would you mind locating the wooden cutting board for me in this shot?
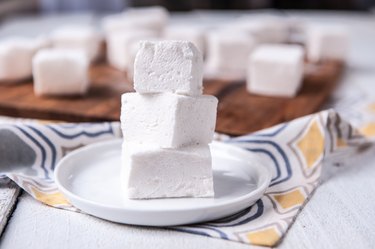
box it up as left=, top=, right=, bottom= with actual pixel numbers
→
left=0, top=61, right=343, bottom=136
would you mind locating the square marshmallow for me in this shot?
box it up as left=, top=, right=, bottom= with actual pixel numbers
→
left=33, top=49, right=89, bottom=96
left=247, top=44, right=304, bottom=97
left=122, top=142, right=214, bottom=199
left=126, top=38, right=162, bottom=82
left=234, top=15, right=290, bottom=44
left=163, top=26, right=205, bottom=55
left=50, top=26, right=102, bottom=62
left=102, top=6, right=168, bottom=35
left=0, top=37, right=48, bottom=83
left=106, top=31, right=158, bottom=72
left=121, top=92, right=218, bottom=148
left=205, top=31, right=257, bottom=80
left=306, top=25, right=349, bottom=63
left=133, top=41, right=203, bottom=95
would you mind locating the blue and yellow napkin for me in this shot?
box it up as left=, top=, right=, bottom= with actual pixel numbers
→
left=0, top=109, right=370, bottom=247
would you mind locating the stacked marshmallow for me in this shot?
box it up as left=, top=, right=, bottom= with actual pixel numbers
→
left=121, top=40, right=218, bottom=199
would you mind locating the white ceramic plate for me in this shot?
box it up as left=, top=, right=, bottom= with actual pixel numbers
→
left=55, top=140, right=271, bottom=226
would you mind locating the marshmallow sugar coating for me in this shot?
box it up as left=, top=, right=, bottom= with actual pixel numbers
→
left=32, top=49, right=89, bottom=96
left=121, top=93, right=218, bottom=148
left=122, top=142, right=214, bottom=199
left=247, top=44, right=304, bottom=97
left=133, top=41, right=203, bottom=96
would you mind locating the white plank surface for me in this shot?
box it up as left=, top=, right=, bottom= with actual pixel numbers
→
left=0, top=11, right=375, bottom=249
left=0, top=181, right=20, bottom=236
left=0, top=194, right=259, bottom=249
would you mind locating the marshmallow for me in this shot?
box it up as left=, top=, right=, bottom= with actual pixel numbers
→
left=0, top=37, right=46, bottom=83
left=122, top=142, right=214, bottom=199
left=247, top=44, right=304, bottom=97
left=126, top=38, right=162, bottom=82
left=121, top=93, right=218, bottom=148
left=205, top=31, right=257, bottom=80
left=106, top=30, right=158, bottom=72
left=50, top=26, right=102, bottom=62
left=133, top=41, right=203, bottom=95
left=102, top=6, right=168, bottom=35
left=32, top=49, right=89, bottom=96
left=164, top=26, right=205, bottom=55
left=306, top=25, right=349, bottom=63
left=124, top=6, right=168, bottom=20
left=234, top=15, right=290, bottom=44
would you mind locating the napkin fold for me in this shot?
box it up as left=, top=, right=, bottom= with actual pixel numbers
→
left=0, top=109, right=370, bottom=247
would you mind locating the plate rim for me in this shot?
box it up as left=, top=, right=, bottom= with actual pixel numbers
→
left=55, top=139, right=272, bottom=213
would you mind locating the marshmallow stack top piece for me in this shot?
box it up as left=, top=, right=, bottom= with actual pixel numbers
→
left=134, top=40, right=204, bottom=96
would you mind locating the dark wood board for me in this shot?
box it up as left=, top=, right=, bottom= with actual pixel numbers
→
left=0, top=61, right=343, bottom=136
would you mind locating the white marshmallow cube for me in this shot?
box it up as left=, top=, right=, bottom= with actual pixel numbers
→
left=122, top=142, right=214, bottom=199
left=50, top=26, right=101, bottom=62
left=205, top=31, right=257, bottom=80
left=247, top=44, right=304, bottom=97
left=134, top=40, right=203, bottom=95
left=121, top=93, right=218, bottom=148
left=102, top=6, right=168, bottom=35
left=0, top=37, right=45, bottom=83
left=32, top=49, right=89, bottom=96
left=234, top=16, right=290, bottom=44
left=164, top=26, right=205, bottom=55
left=126, top=38, right=162, bottom=82
left=306, top=25, right=349, bottom=63
left=106, top=30, right=158, bottom=72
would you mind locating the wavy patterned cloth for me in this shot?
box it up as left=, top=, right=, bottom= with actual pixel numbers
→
left=0, top=110, right=371, bottom=247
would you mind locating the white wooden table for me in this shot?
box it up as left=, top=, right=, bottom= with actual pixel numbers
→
left=0, top=10, right=375, bottom=249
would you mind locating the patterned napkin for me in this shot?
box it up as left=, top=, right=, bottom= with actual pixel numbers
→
left=0, top=109, right=371, bottom=247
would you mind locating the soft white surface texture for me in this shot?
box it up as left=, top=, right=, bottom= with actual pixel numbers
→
left=32, top=48, right=89, bottom=96
left=247, top=44, right=304, bottom=97
left=205, top=31, right=257, bottom=80
left=134, top=40, right=203, bottom=95
left=306, top=25, right=349, bottom=63
left=50, top=25, right=101, bottom=62
left=122, top=142, right=213, bottom=199
left=0, top=37, right=43, bottom=82
left=121, top=93, right=218, bottom=148
left=106, top=31, right=158, bottom=72
left=164, top=26, right=206, bottom=55
left=102, top=6, right=168, bottom=35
